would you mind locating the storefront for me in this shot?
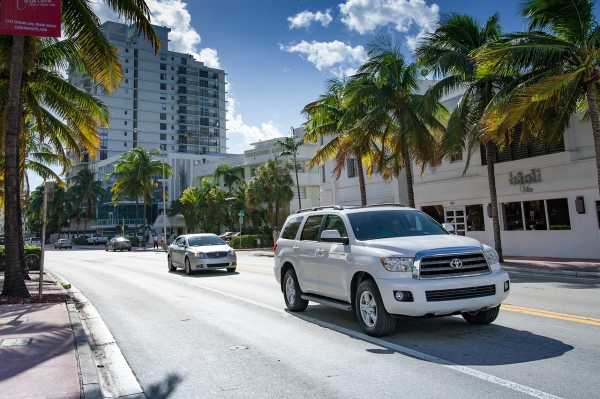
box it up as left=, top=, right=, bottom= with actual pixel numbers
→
left=415, top=121, right=600, bottom=259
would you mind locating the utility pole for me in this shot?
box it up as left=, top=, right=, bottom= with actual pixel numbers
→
left=38, top=180, right=49, bottom=300
left=162, top=156, right=168, bottom=250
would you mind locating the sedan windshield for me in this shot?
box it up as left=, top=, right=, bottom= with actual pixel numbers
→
left=348, top=210, right=447, bottom=241
left=188, top=235, right=226, bottom=247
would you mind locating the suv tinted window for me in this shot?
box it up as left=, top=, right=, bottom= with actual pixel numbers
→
left=300, top=215, right=323, bottom=241
left=323, top=215, right=348, bottom=237
left=281, top=216, right=303, bottom=240
left=348, top=210, right=446, bottom=240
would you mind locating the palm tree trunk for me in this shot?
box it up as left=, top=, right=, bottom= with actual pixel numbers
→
left=356, top=155, right=367, bottom=206
left=585, top=85, right=600, bottom=196
left=2, top=36, right=29, bottom=298
left=485, top=141, right=503, bottom=262
left=403, top=145, right=415, bottom=208
left=293, top=152, right=302, bottom=210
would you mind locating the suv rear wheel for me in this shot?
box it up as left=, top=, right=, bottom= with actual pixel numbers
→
left=283, top=269, right=308, bottom=312
left=355, top=279, right=397, bottom=337
left=462, top=306, right=500, bottom=325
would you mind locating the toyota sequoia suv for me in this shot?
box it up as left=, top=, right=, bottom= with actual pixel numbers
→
left=274, top=205, right=510, bottom=337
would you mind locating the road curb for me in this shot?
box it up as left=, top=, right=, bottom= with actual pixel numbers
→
left=503, top=265, right=600, bottom=279
left=49, top=270, right=147, bottom=399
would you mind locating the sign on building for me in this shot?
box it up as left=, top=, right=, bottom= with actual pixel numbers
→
left=0, top=0, right=61, bottom=37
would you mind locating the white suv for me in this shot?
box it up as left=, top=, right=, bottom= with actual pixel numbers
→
left=274, top=205, right=510, bottom=337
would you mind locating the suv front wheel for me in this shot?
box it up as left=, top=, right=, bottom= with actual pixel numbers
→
left=462, top=306, right=500, bottom=325
left=283, top=269, right=308, bottom=312
left=355, top=279, right=397, bottom=337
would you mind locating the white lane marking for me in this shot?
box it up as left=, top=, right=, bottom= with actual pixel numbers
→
left=192, top=284, right=563, bottom=399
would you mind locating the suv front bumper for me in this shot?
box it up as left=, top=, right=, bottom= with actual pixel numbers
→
left=376, top=270, right=510, bottom=317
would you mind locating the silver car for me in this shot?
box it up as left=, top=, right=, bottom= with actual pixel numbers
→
left=168, top=233, right=237, bottom=275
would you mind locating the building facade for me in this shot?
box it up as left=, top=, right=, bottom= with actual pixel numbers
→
left=69, top=21, right=226, bottom=161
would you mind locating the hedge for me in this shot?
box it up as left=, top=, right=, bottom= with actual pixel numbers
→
left=230, top=234, right=273, bottom=249
left=0, top=244, right=41, bottom=257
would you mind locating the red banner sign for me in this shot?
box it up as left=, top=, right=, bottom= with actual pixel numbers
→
left=0, top=0, right=61, bottom=37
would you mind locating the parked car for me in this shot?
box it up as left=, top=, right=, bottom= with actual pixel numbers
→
left=274, top=205, right=510, bottom=337
left=28, top=238, right=42, bottom=246
left=218, top=231, right=240, bottom=242
left=88, top=236, right=108, bottom=245
left=106, top=237, right=132, bottom=252
left=168, top=233, right=237, bottom=275
left=54, top=238, right=72, bottom=250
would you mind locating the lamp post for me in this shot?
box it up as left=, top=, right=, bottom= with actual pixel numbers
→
left=161, top=153, right=168, bottom=250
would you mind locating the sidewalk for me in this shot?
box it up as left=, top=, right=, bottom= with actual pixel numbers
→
left=0, top=272, right=82, bottom=399
left=503, top=256, right=600, bottom=277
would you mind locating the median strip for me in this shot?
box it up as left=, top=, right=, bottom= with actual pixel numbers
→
left=503, top=304, right=600, bottom=327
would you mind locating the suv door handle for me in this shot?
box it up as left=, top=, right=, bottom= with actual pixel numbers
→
left=316, top=248, right=326, bottom=255
left=292, top=245, right=299, bottom=251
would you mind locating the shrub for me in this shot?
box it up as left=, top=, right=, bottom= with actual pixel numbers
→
left=0, top=245, right=41, bottom=257
left=230, top=234, right=273, bottom=249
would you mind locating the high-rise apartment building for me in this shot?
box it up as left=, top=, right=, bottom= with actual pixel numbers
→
left=69, top=21, right=226, bottom=161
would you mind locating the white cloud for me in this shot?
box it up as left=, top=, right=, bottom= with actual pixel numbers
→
left=90, top=0, right=282, bottom=152
left=288, top=9, right=333, bottom=29
left=281, top=40, right=367, bottom=77
left=339, top=0, right=439, bottom=49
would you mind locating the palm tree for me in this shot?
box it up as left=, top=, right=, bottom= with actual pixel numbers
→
left=352, top=46, right=446, bottom=208
left=278, top=132, right=303, bottom=209
left=1, top=38, right=109, bottom=298
left=474, top=0, right=600, bottom=196
left=213, top=164, right=244, bottom=192
left=416, top=14, right=510, bottom=261
left=246, top=160, right=294, bottom=238
left=303, top=79, right=375, bottom=206
left=69, top=168, right=105, bottom=229
left=111, top=148, right=172, bottom=235
left=178, top=187, right=203, bottom=233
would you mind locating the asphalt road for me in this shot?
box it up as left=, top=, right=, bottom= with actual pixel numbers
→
left=46, top=249, right=600, bottom=399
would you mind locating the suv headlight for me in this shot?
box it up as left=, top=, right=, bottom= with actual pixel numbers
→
left=194, top=252, right=207, bottom=259
left=380, top=257, right=414, bottom=272
left=482, top=246, right=501, bottom=271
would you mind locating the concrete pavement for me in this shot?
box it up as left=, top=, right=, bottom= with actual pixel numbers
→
left=46, top=249, right=600, bottom=399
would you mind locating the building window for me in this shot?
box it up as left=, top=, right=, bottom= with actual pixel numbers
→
left=160, top=83, right=167, bottom=90
left=347, top=159, right=356, bottom=178
left=466, top=205, right=485, bottom=231
left=124, top=131, right=127, bottom=136
left=160, top=123, right=167, bottom=130
left=160, top=113, right=167, bottom=120
left=160, top=73, right=166, bottom=80
left=502, top=202, right=524, bottom=230
left=421, top=205, right=444, bottom=224
left=124, top=110, right=127, bottom=115
left=547, top=198, right=571, bottom=230
left=523, top=200, right=547, bottom=230
left=160, top=144, right=167, bottom=151
left=160, top=134, right=167, bottom=140
left=321, top=165, right=326, bottom=183
left=124, top=142, right=127, bottom=147
left=124, top=120, right=127, bottom=126
left=160, top=63, right=166, bottom=70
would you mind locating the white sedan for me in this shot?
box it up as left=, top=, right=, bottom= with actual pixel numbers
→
left=167, top=233, right=237, bottom=275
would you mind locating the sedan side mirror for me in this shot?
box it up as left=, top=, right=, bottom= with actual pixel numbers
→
left=320, top=229, right=349, bottom=244
left=442, top=223, right=456, bottom=234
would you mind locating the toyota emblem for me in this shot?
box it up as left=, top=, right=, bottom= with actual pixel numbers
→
left=450, top=258, right=463, bottom=269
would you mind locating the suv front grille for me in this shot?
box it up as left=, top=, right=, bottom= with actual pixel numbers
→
left=426, top=285, right=496, bottom=302
left=418, top=253, right=489, bottom=279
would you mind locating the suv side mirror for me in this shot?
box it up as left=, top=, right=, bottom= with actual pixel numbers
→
left=321, top=229, right=349, bottom=244
left=442, top=223, right=455, bottom=234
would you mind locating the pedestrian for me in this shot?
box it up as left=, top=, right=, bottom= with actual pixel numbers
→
left=153, top=235, right=159, bottom=251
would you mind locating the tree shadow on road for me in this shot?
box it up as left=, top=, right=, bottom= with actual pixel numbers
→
left=145, top=373, right=183, bottom=399
left=289, top=305, right=574, bottom=367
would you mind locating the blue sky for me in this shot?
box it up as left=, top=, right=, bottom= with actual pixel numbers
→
left=171, top=0, right=532, bottom=153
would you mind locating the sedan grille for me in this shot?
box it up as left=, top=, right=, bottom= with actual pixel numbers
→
left=426, top=285, right=496, bottom=302
left=206, top=251, right=228, bottom=259
left=418, top=253, right=489, bottom=279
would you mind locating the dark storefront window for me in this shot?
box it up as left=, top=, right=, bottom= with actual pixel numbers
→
left=421, top=205, right=444, bottom=224
left=466, top=205, right=485, bottom=231
left=547, top=198, right=571, bottom=230
left=523, top=200, right=547, bottom=230
left=502, top=202, right=524, bottom=230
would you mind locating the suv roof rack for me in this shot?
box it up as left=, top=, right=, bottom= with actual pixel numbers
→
left=296, top=205, right=344, bottom=214
left=363, top=203, right=407, bottom=208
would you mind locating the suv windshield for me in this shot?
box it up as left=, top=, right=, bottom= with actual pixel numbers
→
left=348, top=210, right=447, bottom=241
left=188, top=235, right=226, bottom=247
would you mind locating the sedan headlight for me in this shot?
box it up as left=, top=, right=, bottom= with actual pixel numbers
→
left=194, top=252, right=207, bottom=259
left=380, top=257, right=414, bottom=272
left=482, top=245, right=501, bottom=271
left=228, top=250, right=236, bottom=257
